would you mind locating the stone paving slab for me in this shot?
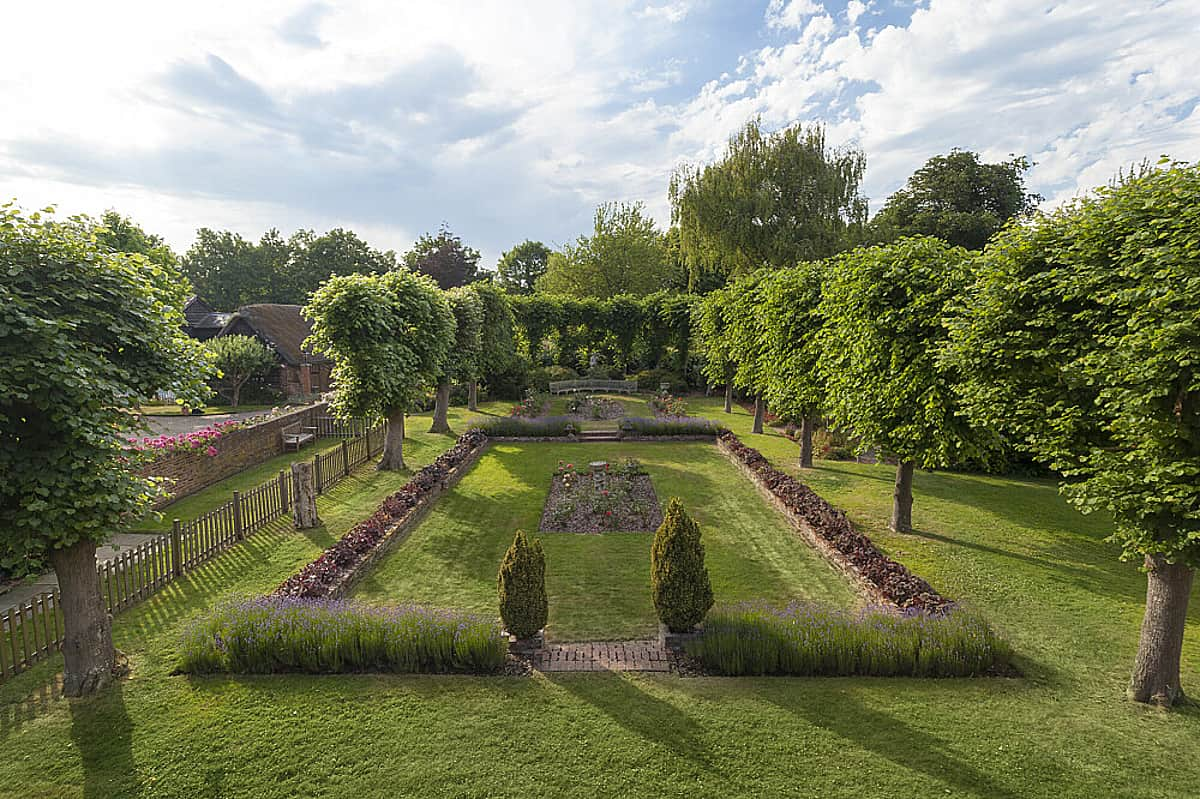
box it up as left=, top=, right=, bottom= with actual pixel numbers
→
left=535, top=640, right=673, bottom=673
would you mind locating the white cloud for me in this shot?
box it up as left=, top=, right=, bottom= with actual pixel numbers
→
left=637, top=2, right=691, bottom=24
left=766, top=0, right=826, bottom=30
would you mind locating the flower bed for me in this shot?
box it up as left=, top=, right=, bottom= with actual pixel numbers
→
left=649, top=389, right=689, bottom=417
left=717, top=432, right=949, bottom=611
left=274, top=429, right=489, bottom=598
left=128, top=419, right=242, bottom=457
left=177, top=597, right=505, bottom=674
left=566, top=394, right=626, bottom=420
left=686, top=601, right=1009, bottom=677
left=470, top=415, right=577, bottom=437
left=539, top=459, right=663, bottom=533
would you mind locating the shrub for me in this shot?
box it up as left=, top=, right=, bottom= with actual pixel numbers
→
left=470, top=415, right=576, bottom=437
left=686, top=602, right=1010, bottom=677
left=177, top=598, right=505, bottom=674
left=651, top=498, right=714, bottom=632
left=498, top=530, right=548, bottom=639
left=528, top=364, right=579, bottom=392
left=632, top=368, right=687, bottom=394
left=620, top=416, right=724, bottom=437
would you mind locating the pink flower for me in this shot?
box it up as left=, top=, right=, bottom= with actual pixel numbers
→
left=205, top=446, right=218, bottom=457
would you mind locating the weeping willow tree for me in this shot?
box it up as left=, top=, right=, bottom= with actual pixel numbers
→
left=669, top=118, right=867, bottom=288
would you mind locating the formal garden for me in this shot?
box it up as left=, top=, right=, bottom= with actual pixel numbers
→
left=2, top=154, right=1199, bottom=798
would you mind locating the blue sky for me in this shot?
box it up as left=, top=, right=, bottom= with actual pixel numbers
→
left=2, top=0, right=1198, bottom=268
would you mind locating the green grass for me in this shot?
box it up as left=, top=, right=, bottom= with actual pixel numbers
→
left=351, top=441, right=858, bottom=640
left=1, top=398, right=1198, bottom=798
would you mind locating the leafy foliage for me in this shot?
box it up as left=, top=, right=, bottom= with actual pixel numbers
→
left=650, top=497, right=714, bottom=632
left=93, top=210, right=179, bottom=271
left=304, top=270, right=454, bottom=420
left=442, top=287, right=485, bottom=383
left=496, top=239, right=550, bottom=295
left=498, top=530, right=548, bottom=639
left=869, top=149, right=1041, bottom=250
left=537, top=202, right=674, bottom=297
left=182, top=227, right=395, bottom=307
left=402, top=223, right=483, bottom=289
left=207, top=334, right=276, bottom=407
left=948, top=160, right=1200, bottom=567
left=0, top=204, right=212, bottom=564
left=818, top=237, right=995, bottom=468
left=759, top=260, right=827, bottom=423
left=670, top=119, right=867, bottom=286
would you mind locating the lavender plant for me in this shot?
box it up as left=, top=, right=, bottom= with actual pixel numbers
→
left=177, top=598, right=505, bottom=674
left=686, top=602, right=1010, bottom=677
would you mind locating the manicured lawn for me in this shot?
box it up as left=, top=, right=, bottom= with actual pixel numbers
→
left=351, top=441, right=858, bottom=640
left=1, top=398, right=1198, bottom=798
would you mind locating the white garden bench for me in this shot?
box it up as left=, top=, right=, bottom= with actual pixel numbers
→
left=548, top=379, right=639, bottom=395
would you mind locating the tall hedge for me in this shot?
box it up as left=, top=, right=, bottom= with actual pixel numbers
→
left=651, top=498, right=713, bottom=632
left=498, top=530, right=548, bottom=639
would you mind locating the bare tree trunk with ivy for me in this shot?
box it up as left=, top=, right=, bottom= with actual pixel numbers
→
left=1129, top=555, right=1194, bottom=706
left=429, top=381, right=452, bottom=434
left=799, top=417, right=815, bottom=468
left=468, top=380, right=478, bottom=411
left=752, top=396, right=765, bottom=434
left=49, top=541, right=119, bottom=697
left=380, top=409, right=407, bottom=470
left=891, top=460, right=914, bottom=532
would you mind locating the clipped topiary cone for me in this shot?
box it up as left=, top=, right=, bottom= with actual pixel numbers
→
left=498, top=530, right=548, bottom=641
left=651, top=497, right=713, bottom=633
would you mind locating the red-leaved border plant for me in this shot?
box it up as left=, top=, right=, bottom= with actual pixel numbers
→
left=274, top=429, right=488, bottom=598
left=718, top=431, right=949, bottom=611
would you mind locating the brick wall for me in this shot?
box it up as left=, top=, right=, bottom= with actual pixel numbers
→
left=142, top=402, right=328, bottom=508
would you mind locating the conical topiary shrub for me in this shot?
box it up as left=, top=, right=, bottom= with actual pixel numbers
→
left=651, top=497, right=714, bottom=633
left=498, top=530, right=548, bottom=640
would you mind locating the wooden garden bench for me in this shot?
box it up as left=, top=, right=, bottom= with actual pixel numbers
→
left=282, top=422, right=316, bottom=451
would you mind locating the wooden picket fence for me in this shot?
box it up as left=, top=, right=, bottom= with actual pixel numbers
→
left=0, top=421, right=385, bottom=683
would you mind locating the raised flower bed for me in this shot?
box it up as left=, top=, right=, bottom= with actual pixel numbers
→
left=539, top=458, right=663, bottom=533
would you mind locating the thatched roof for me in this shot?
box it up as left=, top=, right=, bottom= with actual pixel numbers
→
left=183, top=296, right=231, bottom=333
left=217, top=304, right=330, bottom=366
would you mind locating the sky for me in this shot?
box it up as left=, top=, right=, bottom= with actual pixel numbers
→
left=2, top=0, right=1198, bottom=268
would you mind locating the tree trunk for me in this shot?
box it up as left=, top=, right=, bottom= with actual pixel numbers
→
left=723, top=384, right=733, bottom=414
left=231, top=380, right=241, bottom=408
left=48, top=541, right=117, bottom=697
left=1129, top=555, right=1194, bottom=707
left=799, top=417, right=814, bottom=468
left=429, top=381, right=451, bottom=433
left=291, top=461, right=320, bottom=528
left=890, top=460, right=915, bottom=533
left=752, top=396, right=765, bottom=434
left=468, top=380, right=478, bottom=412
left=379, top=409, right=407, bottom=470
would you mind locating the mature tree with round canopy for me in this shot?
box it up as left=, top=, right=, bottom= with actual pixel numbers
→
left=0, top=204, right=212, bottom=696
left=696, top=287, right=737, bottom=413
left=721, top=271, right=773, bottom=433
left=819, top=236, right=996, bottom=533
left=947, top=160, right=1200, bottom=707
left=429, top=286, right=483, bottom=433
left=496, top=239, right=550, bottom=295
left=305, top=270, right=454, bottom=470
left=470, top=282, right=518, bottom=410
left=207, top=334, right=276, bottom=407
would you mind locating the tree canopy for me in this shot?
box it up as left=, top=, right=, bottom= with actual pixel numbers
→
left=304, top=270, right=454, bottom=469
left=869, top=149, right=1041, bottom=250
left=947, top=160, right=1200, bottom=705
left=402, top=223, right=484, bottom=290
left=0, top=204, right=212, bottom=695
left=93, top=210, right=180, bottom=271
left=670, top=119, right=867, bottom=287
left=819, top=236, right=996, bottom=531
left=536, top=202, right=673, bottom=297
left=496, top=240, right=551, bottom=295
left=207, top=334, right=276, bottom=408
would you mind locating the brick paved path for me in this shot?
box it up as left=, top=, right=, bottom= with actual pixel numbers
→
left=535, top=640, right=673, bottom=672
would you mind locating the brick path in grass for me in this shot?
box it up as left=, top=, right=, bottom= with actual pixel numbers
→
left=535, top=640, right=674, bottom=672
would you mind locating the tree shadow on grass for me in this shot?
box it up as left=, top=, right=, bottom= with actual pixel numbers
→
left=762, top=686, right=1038, bottom=799
left=545, top=673, right=714, bottom=772
left=69, top=680, right=135, bottom=799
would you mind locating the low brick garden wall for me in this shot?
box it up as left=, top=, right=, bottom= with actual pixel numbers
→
left=141, top=403, right=328, bottom=508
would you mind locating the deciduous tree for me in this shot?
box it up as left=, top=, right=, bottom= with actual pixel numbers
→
left=305, top=271, right=454, bottom=470
left=537, top=202, right=671, bottom=297
left=208, top=334, right=276, bottom=407
left=819, top=237, right=996, bottom=532
left=429, top=287, right=483, bottom=433
left=403, top=223, right=483, bottom=289
left=947, top=160, right=1200, bottom=707
left=496, top=239, right=550, bottom=295
left=0, top=204, right=212, bottom=696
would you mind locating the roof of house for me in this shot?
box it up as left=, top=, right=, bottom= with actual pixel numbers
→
left=183, top=296, right=232, bottom=331
left=217, top=304, right=330, bottom=366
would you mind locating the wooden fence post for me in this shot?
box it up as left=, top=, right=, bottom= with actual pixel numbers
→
left=365, top=425, right=372, bottom=454
left=232, top=490, right=245, bottom=540
left=292, top=462, right=320, bottom=529
left=171, top=519, right=183, bottom=577
left=278, top=470, right=289, bottom=514
left=341, top=440, right=351, bottom=477
left=313, top=454, right=322, bottom=495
